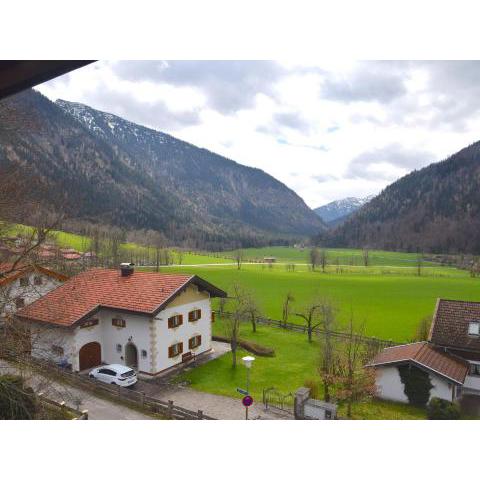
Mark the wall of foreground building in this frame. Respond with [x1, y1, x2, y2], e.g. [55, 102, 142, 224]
[29, 283, 213, 375]
[375, 364, 455, 403]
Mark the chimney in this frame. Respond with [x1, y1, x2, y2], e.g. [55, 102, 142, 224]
[120, 262, 135, 277]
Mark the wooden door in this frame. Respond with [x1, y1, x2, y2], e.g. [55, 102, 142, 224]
[79, 342, 101, 371]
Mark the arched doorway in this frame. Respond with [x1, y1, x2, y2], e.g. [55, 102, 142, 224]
[79, 342, 101, 371]
[125, 343, 138, 369]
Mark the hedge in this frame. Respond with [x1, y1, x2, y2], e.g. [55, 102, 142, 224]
[213, 335, 275, 357]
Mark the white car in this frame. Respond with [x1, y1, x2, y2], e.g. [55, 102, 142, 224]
[89, 364, 138, 387]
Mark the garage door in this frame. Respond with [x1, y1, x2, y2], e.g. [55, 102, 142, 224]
[79, 342, 101, 371]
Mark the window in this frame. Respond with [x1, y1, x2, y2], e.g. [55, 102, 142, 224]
[33, 276, 43, 286]
[80, 318, 99, 329]
[116, 344, 122, 353]
[189, 335, 202, 349]
[51, 345, 64, 356]
[188, 309, 202, 322]
[468, 322, 480, 336]
[168, 314, 183, 329]
[15, 297, 25, 308]
[470, 363, 480, 376]
[19, 277, 29, 287]
[168, 342, 183, 358]
[112, 318, 126, 328]
[98, 368, 116, 376]
[141, 349, 147, 358]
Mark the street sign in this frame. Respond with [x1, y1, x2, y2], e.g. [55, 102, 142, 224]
[242, 395, 253, 407]
[236, 387, 248, 396]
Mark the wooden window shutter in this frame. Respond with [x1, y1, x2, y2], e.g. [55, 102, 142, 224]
[168, 317, 173, 328]
[178, 342, 183, 354]
[168, 345, 174, 358]
[197, 335, 201, 347]
[188, 311, 194, 322]
[188, 337, 193, 349]
[179, 314, 183, 326]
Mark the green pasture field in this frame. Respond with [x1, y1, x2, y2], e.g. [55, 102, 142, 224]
[220, 245, 438, 267]
[158, 263, 480, 342]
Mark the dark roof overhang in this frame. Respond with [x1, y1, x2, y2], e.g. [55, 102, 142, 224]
[0, 61, 95, 100]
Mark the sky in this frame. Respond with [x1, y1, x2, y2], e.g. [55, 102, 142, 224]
[35, 60, 480, 208]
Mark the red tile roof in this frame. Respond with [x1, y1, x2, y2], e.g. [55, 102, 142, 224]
[16, 268, 226, 327]
[367, 341, 468, 384]
[429, 299, 480, 352]
[0, 263, 68, 286]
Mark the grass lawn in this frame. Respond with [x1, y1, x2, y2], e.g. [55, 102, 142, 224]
[161, 263, 479, 342]
[177, 321, 428, 419]
[220, 246, 439, 267]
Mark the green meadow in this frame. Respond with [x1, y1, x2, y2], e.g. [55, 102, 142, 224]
[161, 262, 478, 342]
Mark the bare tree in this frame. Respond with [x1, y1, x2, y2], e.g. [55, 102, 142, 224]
[362, 247, 369, 267]
[415, 314, 433, 341]
[177, 249, 184, 265]
[220, 285, 244, 368]
[234, 249, 244, 270]
[416, 253, 423, 277]
[335, 316, 377, 418]
[316, 299, 339, 402]
[319, 249, 328, 273]
[310, 247, 320, 271]
[295, 297, 334, 343]
[281, 291, 294, 327]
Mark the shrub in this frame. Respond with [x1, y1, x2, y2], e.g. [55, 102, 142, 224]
[0, 375, 37, 420]
[398, 365, 433, 406]
[213, 335, 275, 357]
[427, 397, 461, 420]
[303, 378, 320, 399]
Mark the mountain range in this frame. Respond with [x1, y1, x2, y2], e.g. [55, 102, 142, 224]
[324, 141, 480, 254]
[314, 196, 374, 227]
[0, 90, 325, 249]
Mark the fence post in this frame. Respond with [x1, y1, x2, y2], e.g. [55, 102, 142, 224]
[197, 409, 203, 419]
[168, 400, 174, 419]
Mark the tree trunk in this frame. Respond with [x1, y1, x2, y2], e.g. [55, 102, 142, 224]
[307, 326, 312, 342]
[231, 339, 237, 368]
[251, 314, 256, 333]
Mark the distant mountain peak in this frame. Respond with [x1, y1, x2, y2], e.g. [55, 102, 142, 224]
[314, 195, 374, 225]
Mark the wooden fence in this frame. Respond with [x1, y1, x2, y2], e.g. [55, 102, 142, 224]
[37, 392, 89, 420]
[214, 311, 397, 349]
[35, 361, 216, 420]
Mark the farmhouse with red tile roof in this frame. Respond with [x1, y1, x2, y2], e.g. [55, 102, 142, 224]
[16, 263, 226, 374]
[368, 298, 480, 404]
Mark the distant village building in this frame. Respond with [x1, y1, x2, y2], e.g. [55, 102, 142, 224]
[263, 257, 276, 264]
[0, 263, 68, 318]
[16, 264, 226, 374]
[368, 299, 480, 404]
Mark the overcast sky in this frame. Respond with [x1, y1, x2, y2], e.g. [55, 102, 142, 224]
[36, 60, 480, 208]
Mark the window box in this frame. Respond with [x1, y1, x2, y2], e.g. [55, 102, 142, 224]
[168, 314, 183, 329]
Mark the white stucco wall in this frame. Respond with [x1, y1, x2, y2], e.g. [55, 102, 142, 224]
[375, 364, 455, 403]
[375, 366, 409, 403]
[30, 322, 75, 365]
[152, 285, 212, 374]
[1, 272, 62, 317]
[72, 310, 152, 372]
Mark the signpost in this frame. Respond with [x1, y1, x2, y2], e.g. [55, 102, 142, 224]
[242, 395, 253, 420]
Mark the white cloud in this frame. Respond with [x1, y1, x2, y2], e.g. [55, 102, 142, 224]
[35, 60, 480, 208]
